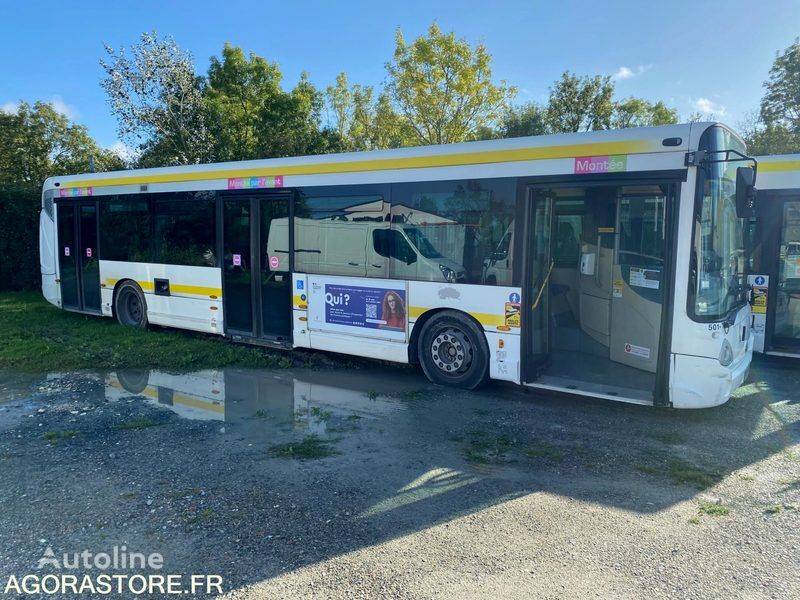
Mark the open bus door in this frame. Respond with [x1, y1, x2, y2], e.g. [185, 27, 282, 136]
[526, 188, 555, 376]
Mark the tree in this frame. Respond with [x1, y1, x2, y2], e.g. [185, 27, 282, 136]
[0, 101, 123, 290]
[100, 31, 208, 166]
[611, 97, 679, 129]
[500, 102, 547, 138]
[544, 72, 615, 133]
[0, 101, 123, 185]
[326, 72, 410, 150]
[385, 23, 516, 145]
[761, 38, 800, 133]
[204, 44, 283, 161]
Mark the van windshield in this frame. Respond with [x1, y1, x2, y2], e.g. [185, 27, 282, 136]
[403, 227, 443, 259]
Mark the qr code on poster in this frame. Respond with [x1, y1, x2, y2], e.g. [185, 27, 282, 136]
[366, 303, 377, 319]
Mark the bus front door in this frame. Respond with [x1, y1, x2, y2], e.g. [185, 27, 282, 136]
[526, 189, 555, 376]
[766, 199, 800, 354]
[222, 192, 293, 344]
[57, 201, 100, 313]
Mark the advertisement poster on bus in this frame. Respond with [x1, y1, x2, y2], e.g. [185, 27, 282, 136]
[307, 276, 407, 341]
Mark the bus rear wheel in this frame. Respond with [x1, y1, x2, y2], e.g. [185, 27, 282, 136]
[418, 311, 489, 389]
[114, 281, 148, 329]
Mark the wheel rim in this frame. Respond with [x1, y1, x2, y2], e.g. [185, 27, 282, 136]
[121, 290, 143, 326]
[430, 327, 473, 375]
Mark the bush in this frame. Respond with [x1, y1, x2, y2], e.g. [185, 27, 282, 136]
[0, 184, 41, 291]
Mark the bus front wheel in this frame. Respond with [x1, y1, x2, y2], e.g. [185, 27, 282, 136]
[114, 281, 149, 329]
[418, 311, 489, 389]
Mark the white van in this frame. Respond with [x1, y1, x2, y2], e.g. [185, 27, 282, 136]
[267, 217, 465, 282]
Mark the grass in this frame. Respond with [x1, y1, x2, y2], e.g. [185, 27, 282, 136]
[764, 504, 784, 514]
[43, 429, 79, 442]
[310, 406, 332, 422]
[524, 441, 564, 460]
[115, 417, 159, 430]
[0, 291, 312, 372]
[268, 435, 338, 459]
[183, 507, 215, 524]
[636, 457, 722, 488]
[697, 500, 731, 517]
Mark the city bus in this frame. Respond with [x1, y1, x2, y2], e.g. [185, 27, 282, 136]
[747, 154, 800, 358]
[39, 122, 756, 408]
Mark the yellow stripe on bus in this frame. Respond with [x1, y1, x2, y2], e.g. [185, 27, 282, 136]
[104, 278, 222, 298]
[760, 160, 800, 172]
[61, 140, 652, 190]
[408, 306, 506, 327]
[172, 393, 225, 414]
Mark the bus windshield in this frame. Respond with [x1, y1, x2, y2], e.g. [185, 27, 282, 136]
[691, 126, 748, 319]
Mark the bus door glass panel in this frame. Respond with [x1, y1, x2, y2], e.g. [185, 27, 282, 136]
[57, 204, 80, 309]
[223, 199, 254, 334]
[260, 194, 292, 340]
[576, 188, 616, 350]
[79, 204, 101, 312]
[774, 200, 800, 345]
[609, 189, 666, 373]
[527, 189, 554, 374]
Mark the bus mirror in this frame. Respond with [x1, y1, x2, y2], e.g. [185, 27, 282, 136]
[735, 167, 756, 219]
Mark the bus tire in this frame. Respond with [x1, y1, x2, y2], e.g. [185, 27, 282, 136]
[418, 311, 489, 389]
[114, 281, 148, 329]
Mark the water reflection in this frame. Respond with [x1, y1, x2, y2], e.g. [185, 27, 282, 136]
[105, 367, 408, 437]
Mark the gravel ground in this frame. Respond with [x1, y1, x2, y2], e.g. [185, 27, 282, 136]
[0, 356, 797, 599]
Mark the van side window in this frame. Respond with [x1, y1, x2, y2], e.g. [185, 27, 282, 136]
[373, 229, 417, 264]
[293, 193, 388, 277]
[390, 178, 516, 285]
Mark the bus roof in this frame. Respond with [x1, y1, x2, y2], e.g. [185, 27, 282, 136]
[45, 122, 732, 196]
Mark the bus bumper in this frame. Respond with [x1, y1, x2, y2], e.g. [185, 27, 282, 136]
[671, 343, 752, 409]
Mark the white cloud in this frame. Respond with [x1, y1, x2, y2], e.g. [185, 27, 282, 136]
[1, 100, 19, 114]
[50, 95, 79, 120]
[694, 97, 726, 116]
[612, 65, 652, 80]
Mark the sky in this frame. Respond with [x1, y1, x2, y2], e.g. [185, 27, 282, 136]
[2, 0, 799, 152]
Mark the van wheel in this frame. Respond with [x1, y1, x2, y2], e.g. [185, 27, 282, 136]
[418, 311, 489, 389]
[114, 281, 148, 329]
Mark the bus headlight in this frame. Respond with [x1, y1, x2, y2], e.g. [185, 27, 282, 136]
[439, 264, 457, 283]
[719, 339, 734, 367]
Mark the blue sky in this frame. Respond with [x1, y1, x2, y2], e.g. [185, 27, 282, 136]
[2, 0, 798, 151]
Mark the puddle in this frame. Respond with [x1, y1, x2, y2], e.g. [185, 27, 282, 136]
[105, 367, 410, 439]
[0, 366, 437, 447]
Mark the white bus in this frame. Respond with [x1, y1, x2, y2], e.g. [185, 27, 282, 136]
[747, 154, 800, 358]
[39, 122, 756, 408]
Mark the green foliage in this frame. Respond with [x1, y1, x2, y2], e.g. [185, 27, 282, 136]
[268, 435, 337, 459]
[738, 38, 800, 156]
[545, 72, 615, 133]
[115, 417, 159, 430]
[0, 102, 123, 291]
[500, 102, 548, 138]
[385, 23, 516, 145]
[761, 38, 800, 132]
[612, 97, 679, 129]
[203, 45, 343, 161]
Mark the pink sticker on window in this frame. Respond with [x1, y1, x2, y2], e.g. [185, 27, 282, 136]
[86, 248, 92, 258]
[233, 254, 242, 266]
[64, 247, 70, 256]
[269, 255, 280, 269]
